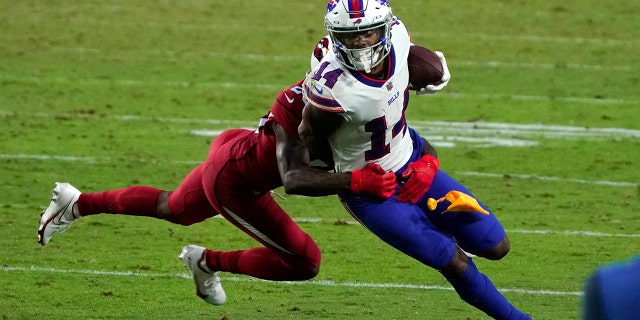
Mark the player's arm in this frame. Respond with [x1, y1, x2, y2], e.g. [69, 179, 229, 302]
[420, 137, 438, 158]
[274, 120, 396, 198]
[298, 103, 342, 166]
[273, 121, 348, 196]
[298, 104, 344, 168]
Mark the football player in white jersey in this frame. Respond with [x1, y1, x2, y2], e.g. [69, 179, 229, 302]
[300, 1, 531, 319]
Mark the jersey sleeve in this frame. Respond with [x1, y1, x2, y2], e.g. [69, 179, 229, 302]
[262, 78, 306, 138]
[302, 77, 344, 113]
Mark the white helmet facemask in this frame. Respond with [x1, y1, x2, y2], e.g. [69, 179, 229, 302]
[324, 0, 393, 72]
[334, 36, 387, 73]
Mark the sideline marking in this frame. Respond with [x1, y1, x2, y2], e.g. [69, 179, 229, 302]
[507, 229, 640, 238]
[0, 265, 583, 297]
[5, 110, 640, 148]
[1, 152, 636, 188]
[0, 75, 636, 105]
[457, 171, 638, 187]
[291, 218, 640, 239]
[4, 111, 640, 140]
[456, 59, 635, 72]
[3, 36, 638, 62]
[188, 129, 539, 148]
[4, 207, 639, 239]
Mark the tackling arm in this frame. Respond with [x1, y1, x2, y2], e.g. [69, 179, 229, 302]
[420, 137, 438, 158]
[273, 121, 349, 196]
[298, 103, 343, 166]
[275, 119, 396, 198]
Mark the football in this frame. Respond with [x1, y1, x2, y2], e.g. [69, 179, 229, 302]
[407, 45, 444, 89]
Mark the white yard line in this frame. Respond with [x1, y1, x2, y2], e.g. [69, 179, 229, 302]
[4, 110, 640, 148]
[5, 111, 639, 139]
[0, 265, 583, 297]
[1, 43, 637, 70]
[3, 116, 637, 247]
[1, 152, 636, 188]
[0, 74, 636, 105]
[3, 204, 639, 239]
[290, 218, 640, 239]
[457, 172, 638, 188]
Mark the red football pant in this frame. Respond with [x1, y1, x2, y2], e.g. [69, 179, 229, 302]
[77, 129, 321, 281]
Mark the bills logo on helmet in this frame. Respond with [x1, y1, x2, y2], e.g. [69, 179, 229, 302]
[327, 0, 339, 12]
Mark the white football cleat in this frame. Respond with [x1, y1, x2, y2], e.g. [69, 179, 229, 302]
[38, 182, 82, 245]
[179, 245, 226, 305]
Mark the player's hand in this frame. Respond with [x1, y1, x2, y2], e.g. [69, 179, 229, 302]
[396, 155, 440, 203]
[350, 163, 397, 199]
[416, 51, 450, 95]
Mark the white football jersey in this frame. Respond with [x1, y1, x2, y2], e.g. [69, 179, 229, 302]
[303, 18, 413, 173]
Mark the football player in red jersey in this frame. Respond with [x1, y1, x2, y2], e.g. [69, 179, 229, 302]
[37, 74, 397, 305]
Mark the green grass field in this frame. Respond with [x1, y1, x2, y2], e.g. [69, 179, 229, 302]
[1, 0, 639, 319]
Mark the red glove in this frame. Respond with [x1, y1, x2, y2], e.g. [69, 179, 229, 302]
[396, 155, 440, 203]
[350, 163, 397, 199]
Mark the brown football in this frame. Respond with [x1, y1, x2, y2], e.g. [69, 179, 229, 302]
[407, 45, 444, 89]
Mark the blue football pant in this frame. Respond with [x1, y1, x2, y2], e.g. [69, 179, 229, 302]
[340, 169, 505, 269]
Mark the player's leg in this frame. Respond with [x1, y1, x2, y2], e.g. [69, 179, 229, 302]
[75, 186, 164, 218]
[341, 195, 530, 320]
[163, 163, 219, 225]
[342, 195, 456, 267]
[38, 140, 226, 245]
[190, 129, 321, 281]
[37, 182, 167, 245]
[444, 249, 531, 320]
[421, 172, 530, 319]
[75, 130, 256, 225]
[176, 128, 320, 292]
[164, 130, 258, 225]
[203, 184, 321, 281]
[38, 164, 220, 246]
[421, 170, 510, 260]
[403, 128, 509, 259]
[62, 158, 217, 224]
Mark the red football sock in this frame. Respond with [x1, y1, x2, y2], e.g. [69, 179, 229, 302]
[204, 247, 319, 281]
[76, 186, 163, 218]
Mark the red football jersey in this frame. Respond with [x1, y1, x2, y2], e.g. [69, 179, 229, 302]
[262, 78, 306, 138]
[220, 78, 306, 194]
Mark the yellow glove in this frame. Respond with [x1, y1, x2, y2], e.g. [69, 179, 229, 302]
[427, 190, 489, 215]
